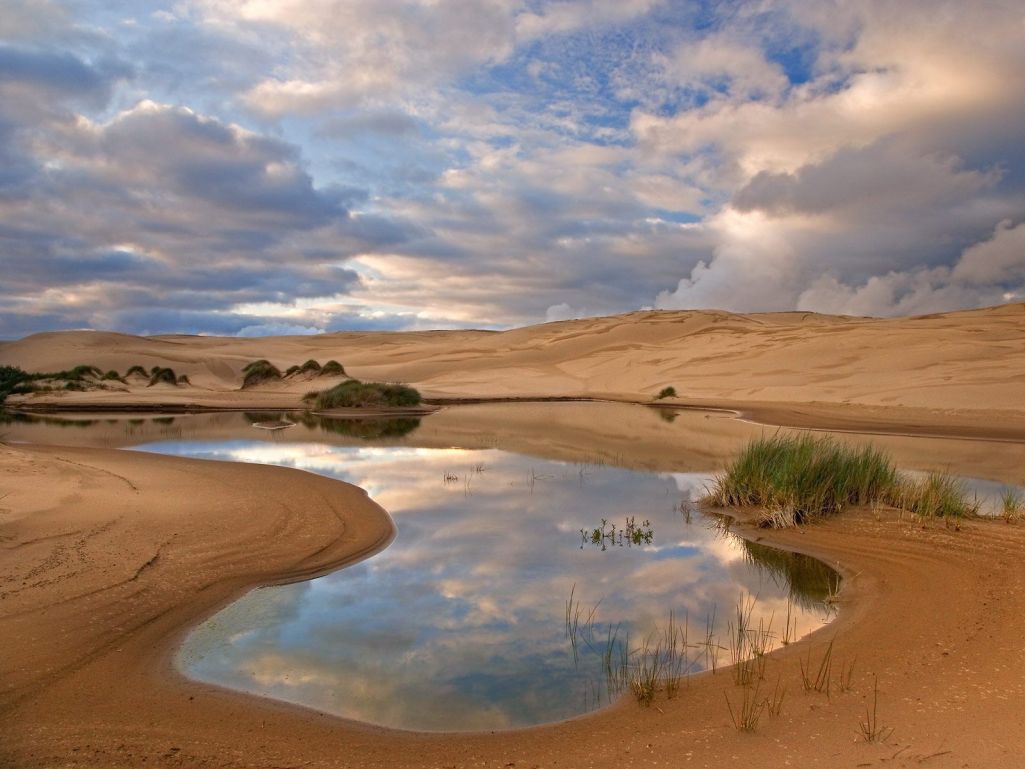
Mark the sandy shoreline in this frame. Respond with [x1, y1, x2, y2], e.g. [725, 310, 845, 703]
[1, 404, 1024, 767]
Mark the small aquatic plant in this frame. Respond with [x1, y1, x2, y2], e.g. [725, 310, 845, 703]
[579, 517, 654, 550]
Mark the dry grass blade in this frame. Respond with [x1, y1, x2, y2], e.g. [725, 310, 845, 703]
[725, 682, 766, 732]
[858, 675, 894, 743]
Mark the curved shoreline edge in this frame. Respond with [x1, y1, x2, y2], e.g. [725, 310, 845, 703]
[2, 409, 1025, 768]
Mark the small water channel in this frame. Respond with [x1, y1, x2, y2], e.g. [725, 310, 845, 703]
[5, 406, 1018, 732]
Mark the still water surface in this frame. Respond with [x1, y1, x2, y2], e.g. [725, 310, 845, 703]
[128, 421, 838, 731]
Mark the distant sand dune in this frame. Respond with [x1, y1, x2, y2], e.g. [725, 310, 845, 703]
[2, 304, 1025, 421]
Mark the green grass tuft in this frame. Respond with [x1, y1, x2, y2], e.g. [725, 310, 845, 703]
[313, 379, 421, 409]
[705, 434, 978, 527]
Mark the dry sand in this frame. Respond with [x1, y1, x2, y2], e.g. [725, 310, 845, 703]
[3, 303, 1025, 434]
[3, 304, 1025, 768]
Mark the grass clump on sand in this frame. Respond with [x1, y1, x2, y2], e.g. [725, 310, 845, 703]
[320, 359, 346, 376]
[654, 386, 677, 400]
[285, 359, 326, 376]
[125, 365, 148, 378]
[241, 359, 282, 388]
[147, 367, 179, 386]
[1000, 488, 1024, 523]
[705, 434, 978, 527]
[312, 379, 421, 410]
[0, 365, 32, 403]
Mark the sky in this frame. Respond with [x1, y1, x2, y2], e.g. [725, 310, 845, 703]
[2, 0, 1024, 337]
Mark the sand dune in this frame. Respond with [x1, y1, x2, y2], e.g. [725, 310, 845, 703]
[3, 304, 1025, 424]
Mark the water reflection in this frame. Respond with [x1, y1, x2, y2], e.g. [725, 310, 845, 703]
[136, 439, 835, 731]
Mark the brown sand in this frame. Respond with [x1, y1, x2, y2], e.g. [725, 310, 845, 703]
[3, 305, 1025, 767]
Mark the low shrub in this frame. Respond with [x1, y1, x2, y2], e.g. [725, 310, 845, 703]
[241, 359, 282, 388]
[320, 360, 346, 376]
[655, 386, 677, 400]
[313, 379, 421, 410]
[148, 367, 178, 386]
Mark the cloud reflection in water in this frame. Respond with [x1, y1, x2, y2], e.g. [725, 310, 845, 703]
[142, 440, 836, 731]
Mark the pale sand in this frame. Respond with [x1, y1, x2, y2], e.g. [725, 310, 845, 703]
[3, 304, 1025, 434]
[2, 306, 1025, 767]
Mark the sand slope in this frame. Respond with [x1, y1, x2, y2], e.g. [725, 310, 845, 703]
[3, 303, 1025, 421]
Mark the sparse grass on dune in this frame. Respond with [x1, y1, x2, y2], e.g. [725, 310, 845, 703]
[320, 359, 346, 376]
[705, 434, 979, 527]
[241, 359, 282, 388]
[147, 367, 179, 386]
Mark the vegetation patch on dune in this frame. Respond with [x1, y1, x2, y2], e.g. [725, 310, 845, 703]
[148, 367, 179, 386]
[249, 358, 346, 385]
[705, 434, 979, 527]
[241, 359, 282, 388]
[309, 379, 422, 410]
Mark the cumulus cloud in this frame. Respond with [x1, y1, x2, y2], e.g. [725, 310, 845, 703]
[3, 0, 1025, 336]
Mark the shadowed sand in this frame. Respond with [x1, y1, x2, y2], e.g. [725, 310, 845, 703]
[3, 306, 1025, 768]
